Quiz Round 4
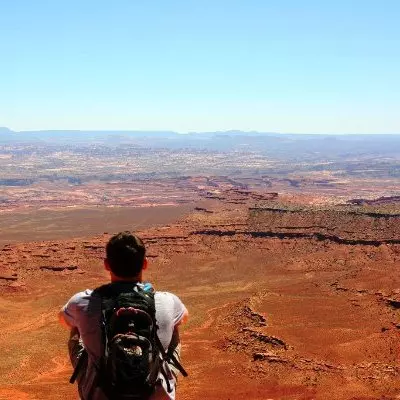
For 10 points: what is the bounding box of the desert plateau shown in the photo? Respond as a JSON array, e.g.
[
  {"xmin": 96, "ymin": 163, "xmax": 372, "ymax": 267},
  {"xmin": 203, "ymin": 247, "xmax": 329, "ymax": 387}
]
[{"xmin": 0, "ymin": 131, "xmax": 399, "ymax": 399}]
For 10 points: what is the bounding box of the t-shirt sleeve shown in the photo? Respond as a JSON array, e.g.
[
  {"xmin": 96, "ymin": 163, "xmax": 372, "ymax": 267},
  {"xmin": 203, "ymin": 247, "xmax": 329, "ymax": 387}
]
[
  {"xmin": 61, "ymin": 291, "xmax": 88, "ymax": 328},
  {"xmin": 170, "ymin": 293, "xmax": 188, "ymax": 325}
]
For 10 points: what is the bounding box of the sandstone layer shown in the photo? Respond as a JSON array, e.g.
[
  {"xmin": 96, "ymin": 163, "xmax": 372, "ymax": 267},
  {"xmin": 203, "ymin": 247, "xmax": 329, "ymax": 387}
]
[{"xmin": 0, "ymin": 191, "xmax": 399, "ymax": 400}]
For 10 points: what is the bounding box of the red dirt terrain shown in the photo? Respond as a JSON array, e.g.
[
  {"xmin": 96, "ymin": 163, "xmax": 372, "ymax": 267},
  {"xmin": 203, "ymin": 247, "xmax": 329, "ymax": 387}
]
[{"xmin": 0, "ymin": 191, "xmax": 399, "ymax": 400}]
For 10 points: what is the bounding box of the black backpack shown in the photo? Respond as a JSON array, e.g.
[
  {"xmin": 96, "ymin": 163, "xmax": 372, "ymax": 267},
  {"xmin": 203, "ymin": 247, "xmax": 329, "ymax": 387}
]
[
  {"xmin": 69, "ymin": 282, "xmax": 187, "ymax": 399},
  {"xmin": 93, "ymin": 282, "xmax": 162, "ymax": 399},
  {"xmin": 94, "ymin": 282, "xmax": 186, "ymax": 399}
]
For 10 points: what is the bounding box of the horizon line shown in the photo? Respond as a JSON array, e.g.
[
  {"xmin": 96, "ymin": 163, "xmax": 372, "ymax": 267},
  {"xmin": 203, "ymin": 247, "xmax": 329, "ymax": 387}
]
[{"xmin": 1, "ymin": 127, "xmax": 399, "ymax": 136}]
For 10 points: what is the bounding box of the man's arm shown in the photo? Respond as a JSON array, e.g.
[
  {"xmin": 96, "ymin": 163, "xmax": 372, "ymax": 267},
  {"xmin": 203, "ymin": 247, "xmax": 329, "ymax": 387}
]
[
  {"xmin": 168, "ymin": 308, "xmax": 189, "ymax": 377},
  {"xmin": 58, "ymin": 291, "xmax": 84, "ymax": 330},
  {"xmin": 58, "ymin": 309, "xmax": 73, "ymax": 329},
  {"xmin": 176, "ymin": 307, "xmax": 189, "ymax": 326}
]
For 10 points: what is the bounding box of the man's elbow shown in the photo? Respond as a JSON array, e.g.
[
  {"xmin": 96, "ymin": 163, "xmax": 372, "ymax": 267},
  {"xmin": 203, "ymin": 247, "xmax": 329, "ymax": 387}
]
[
  {"xmin": 58, "ymin": 310, "xmax": 72, "ymax": 329},
  {"xmin": 179, "ymin": 308, "xmax": 189, "ymax": 326}
]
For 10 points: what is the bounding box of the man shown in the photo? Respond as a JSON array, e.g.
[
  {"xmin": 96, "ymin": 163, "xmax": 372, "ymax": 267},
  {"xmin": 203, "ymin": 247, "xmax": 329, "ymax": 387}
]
[{"xmin": 59, "ymin": 231, "xmax": 188, "ymax": 399}]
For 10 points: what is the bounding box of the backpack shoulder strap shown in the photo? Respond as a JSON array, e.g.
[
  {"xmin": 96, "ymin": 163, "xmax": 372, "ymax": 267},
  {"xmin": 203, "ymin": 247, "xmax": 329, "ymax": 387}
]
[
  {"xmin": 93, "ymin": 282, "xmax": 155, "ymax": 300},
  {"xmin": 155, "ymin": 334, "xmax": 188, "ymax": 377}
]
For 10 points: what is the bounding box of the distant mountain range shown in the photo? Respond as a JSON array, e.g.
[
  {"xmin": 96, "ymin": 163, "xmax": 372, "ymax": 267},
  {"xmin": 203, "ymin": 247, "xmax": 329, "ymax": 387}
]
[{"xmin": 0, "ymin": 128, "xmax": 399, "ymax": 159}]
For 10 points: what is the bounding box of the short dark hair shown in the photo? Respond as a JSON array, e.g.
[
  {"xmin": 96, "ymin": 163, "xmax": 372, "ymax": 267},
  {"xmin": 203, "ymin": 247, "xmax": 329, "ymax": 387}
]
[{"xmin": 105, "ymin": 231, "xmax": 146, "ymax": 278}]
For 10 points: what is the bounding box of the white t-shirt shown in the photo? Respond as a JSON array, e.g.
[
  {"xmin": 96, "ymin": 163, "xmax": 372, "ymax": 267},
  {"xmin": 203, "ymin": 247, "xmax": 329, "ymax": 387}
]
[{"xmin": 62, "ymin": 283, "xmax": 187, "ymax": 400}]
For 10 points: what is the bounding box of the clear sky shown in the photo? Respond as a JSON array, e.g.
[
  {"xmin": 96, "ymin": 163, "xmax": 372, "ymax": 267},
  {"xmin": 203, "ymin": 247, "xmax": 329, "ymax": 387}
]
[{"xmin": 1, "ymin": 0, "xmax": 399, "ymax": 133}]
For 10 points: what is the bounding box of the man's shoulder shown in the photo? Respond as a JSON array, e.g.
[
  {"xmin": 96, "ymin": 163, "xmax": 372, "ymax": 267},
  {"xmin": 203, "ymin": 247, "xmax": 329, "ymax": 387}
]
[
  {"xmin": 154, "ymin": 290, "xmax": 181, "ymax": 302},
  {"xmin": 154, "ymin": 291, "xmax": 187, "ymax": 322},
  {"xmin": 71, "ymin": 288, "xmax": 93, "ymax": 299},
  {"xmin": 64, "ymin": 289, "xmax": 94, "ymax": 307},
  {"xmin": 154, "ymin": 290, "xmax": 186, "ymax": 309},
  {"xmin": 66, "ymin": 286, "xmax": 183, "ymax": 307}
]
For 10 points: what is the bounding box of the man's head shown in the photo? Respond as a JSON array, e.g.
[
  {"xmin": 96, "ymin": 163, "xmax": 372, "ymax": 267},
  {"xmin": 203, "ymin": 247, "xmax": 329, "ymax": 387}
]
[{"xmin": 105, "ymin": 231, "xmax": 147, "ymax": 279}]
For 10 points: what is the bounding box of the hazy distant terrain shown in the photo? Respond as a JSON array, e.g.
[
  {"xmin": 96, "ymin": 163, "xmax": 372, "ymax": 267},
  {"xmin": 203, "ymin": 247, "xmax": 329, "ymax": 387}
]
[
  {"xmin": 0, "ymin": 128, "xmax": 398, "ymax": 213},
  {"xmin": 1, "ymin": 128, "xmax": 399, "ymax": 159},
  {"xmin": 1, "ymin": 128, "xmax": 399, "ymax": 178}
]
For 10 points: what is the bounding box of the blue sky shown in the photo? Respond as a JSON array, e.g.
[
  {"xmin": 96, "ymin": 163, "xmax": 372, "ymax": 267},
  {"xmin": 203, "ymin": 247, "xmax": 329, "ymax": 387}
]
[{"xmin": 1, "ymin": 0, "xmax": 399, "ymax": 133}]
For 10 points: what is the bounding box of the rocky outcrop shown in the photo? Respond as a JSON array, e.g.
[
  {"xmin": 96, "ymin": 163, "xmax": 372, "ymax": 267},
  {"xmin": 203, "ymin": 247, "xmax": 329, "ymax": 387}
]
[
  {"xmin": 194, "ymin": 207, "xmax": 213, "ymax": 213},
  {"xmin": 253, "ymin": 352, "xmax": 289, "ymax": 363},
  {"xmin": 386, "ymin": 299, "xmax": 400, "ymax": 309},
  {"xmin": 348, "ymin": 196, "xmax": 400, "ymax": 206},
  {"xmin": 249, "ymin": 206, "xmax": 400, "ymax": 218},
  {"xmin": 192, "ymin": 229, "xmax": 400, "ymax": 246},
  {"xmin": 242, "ymin": 328, "xmax": 289, "ymax": 349},
  {"xmin": 0, "ymin": 274, "xmax": 17, "ymax": 281},
  {"xmin": 39, "ymin": 266, "xmax": 78, "ymax": 272},
  {"xmin": 83, "ymin": 245, "xmax": 103, "ymax": 250}
]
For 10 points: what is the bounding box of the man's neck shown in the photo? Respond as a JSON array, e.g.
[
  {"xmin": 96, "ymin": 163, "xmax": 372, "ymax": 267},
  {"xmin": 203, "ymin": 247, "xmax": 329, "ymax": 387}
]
[{"xmin": 110, "ymin": 273, "xmax": 142, "ymax": 283}]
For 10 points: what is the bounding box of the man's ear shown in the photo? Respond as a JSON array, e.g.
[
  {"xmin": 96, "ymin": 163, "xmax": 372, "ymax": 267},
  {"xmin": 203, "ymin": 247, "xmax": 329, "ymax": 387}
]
[
  {"xmin": 104, "ymin": 258, "xmax": 111, "ymax": 271},
  {"xmin": 142, "ymin": 258, "xmax": 148, "ymax": 271}
]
